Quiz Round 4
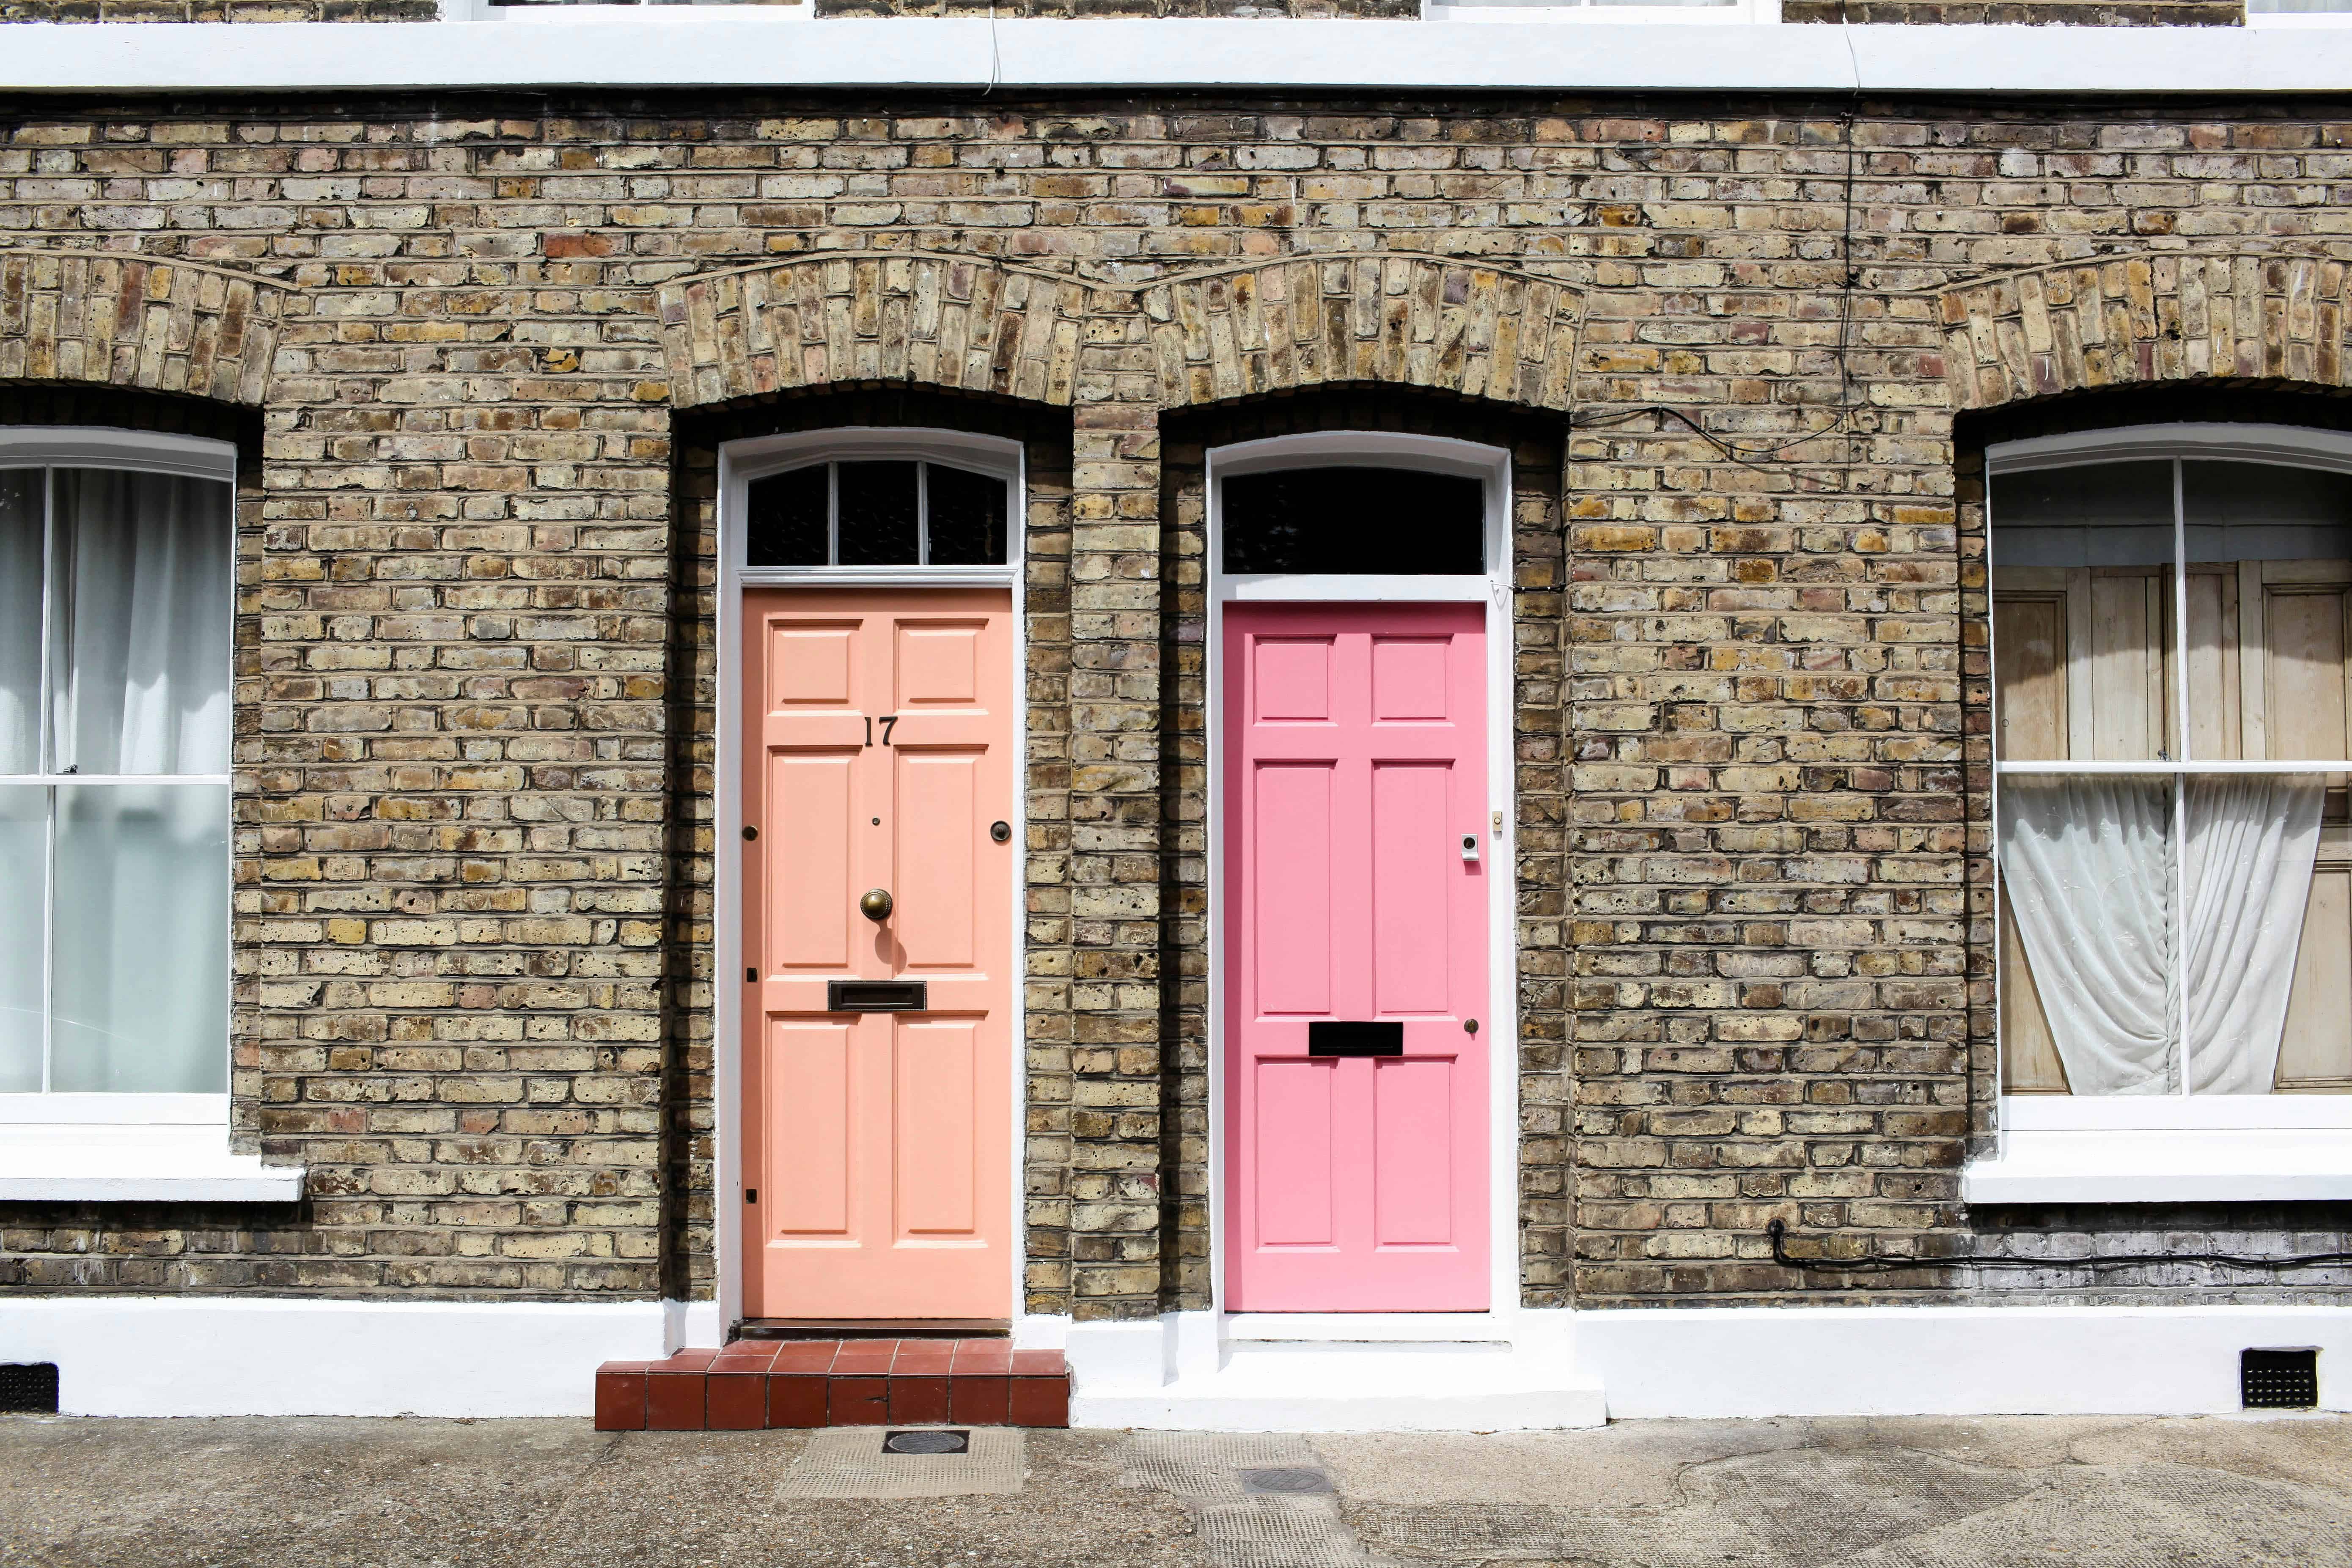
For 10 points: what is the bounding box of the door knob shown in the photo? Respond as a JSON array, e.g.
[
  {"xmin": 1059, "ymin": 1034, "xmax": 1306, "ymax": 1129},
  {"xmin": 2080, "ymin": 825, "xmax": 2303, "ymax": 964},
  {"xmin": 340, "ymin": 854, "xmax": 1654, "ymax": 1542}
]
[{"xmin": 859, "ymin": 887, "xmax": 894, "ymax": 922}]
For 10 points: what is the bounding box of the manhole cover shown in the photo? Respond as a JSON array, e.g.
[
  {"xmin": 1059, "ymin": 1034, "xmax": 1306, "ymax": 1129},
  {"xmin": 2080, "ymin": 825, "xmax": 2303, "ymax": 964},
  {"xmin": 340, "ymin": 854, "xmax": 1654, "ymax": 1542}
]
[
  {"xmin": 1240, "ymin": 1466, "xmax": 1333, "ymax": 1495},
  {"xmin": 883, "ymin": 1429, "xmax": 971, "ymax": 1455}
]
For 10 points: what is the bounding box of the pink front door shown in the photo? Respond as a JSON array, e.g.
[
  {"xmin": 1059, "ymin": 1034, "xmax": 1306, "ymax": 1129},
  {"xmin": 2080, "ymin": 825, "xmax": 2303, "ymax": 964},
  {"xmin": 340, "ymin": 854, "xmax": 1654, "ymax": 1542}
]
[
  {"xmin": 742, "ymin": 588, "xmax": 1015, "ymax": 1321},
  {"xmin": 1224, "ymin": 602, "xmax": 1490, "ymax": 1312}
]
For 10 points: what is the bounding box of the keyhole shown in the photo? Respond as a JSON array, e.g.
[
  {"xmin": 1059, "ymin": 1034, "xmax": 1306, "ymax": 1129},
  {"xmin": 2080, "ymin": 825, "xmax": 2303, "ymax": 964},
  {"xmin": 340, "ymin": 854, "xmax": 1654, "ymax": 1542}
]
[
  {"xmin": 872, "ymin": 817, "xmax": 881, "ymax": 826},
  {"xmin": 1464, "ymin": 1018, "xmax": 1479, "ymax": 1035}
]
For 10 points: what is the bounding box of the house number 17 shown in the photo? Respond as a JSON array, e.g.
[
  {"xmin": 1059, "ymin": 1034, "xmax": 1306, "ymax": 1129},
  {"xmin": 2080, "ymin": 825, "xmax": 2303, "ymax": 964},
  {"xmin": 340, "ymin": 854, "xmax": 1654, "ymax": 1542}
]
[{"xmin": 863, "ymin": 716, "xmax": 899, "ymax": 747}]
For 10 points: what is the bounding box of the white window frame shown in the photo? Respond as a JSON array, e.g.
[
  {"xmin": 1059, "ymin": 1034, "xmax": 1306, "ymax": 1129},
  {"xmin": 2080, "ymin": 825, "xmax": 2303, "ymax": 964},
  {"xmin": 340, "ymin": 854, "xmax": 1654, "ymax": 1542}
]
[
  {"xmin": 1203, "ymin": 430, "xmax": 1523, "ymax": 1340},
  {"xmin": 711, "ymin": 426, "xmax": 1027, "ymax": 1336},
  {"xmin": 1968, "ymin": 421, "xmax": 2352, "ymax": 1204},
  {"xmin": 0, "ymin": 427, "xmax": 297, "ymax": 1202},
  {"xmin": 1423, "ymin": 0, "xmax": 1779, "ymax": 22},
  {"xmin": 438, "ymin": 0, "xmax": 811, "ymax": 21}
]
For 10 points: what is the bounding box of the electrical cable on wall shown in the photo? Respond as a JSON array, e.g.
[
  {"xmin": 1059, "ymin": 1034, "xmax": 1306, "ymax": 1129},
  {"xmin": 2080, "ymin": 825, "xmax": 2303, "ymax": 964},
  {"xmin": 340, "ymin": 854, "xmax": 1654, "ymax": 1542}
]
[
  {"xmin": 1577, "ymin": 54, "xmax": 1868, "ymax": 469},
  {"xmin": 1769, "ymin": 1219, "xmax": 2352, "ymax": 1276}
]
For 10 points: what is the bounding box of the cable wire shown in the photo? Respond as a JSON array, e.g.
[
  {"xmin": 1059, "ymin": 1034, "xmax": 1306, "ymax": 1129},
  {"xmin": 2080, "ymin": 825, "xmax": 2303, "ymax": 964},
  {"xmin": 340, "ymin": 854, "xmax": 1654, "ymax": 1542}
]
[{"xmin": 1769, "ymin": 1218, "xmax": 2352, "ymax": 1276}]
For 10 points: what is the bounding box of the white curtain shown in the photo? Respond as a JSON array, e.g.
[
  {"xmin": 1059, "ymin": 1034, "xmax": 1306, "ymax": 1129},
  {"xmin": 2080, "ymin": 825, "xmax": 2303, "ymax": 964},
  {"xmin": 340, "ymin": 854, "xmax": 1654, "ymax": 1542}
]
[
  {"xmin": 1999, "ymin": 776, "xmax": 2177, "ymax": 1095},
  {"xmin": 49, "ymin": 468, "xmax": 231, "ymax": 776},
  {"xmin": 0, "ymin": 470, "xmax": 40, "ymax": 774},
  {"xmin": 2185, "ymin": 774, "xmax": 2326, "ymax": 1095}
]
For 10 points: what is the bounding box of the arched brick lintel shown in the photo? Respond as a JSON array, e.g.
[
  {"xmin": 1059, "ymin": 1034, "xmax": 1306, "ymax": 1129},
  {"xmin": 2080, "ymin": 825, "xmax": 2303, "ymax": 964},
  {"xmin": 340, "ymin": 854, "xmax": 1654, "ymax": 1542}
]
[
  {"xmin": 0, "ymin": 249, "xmax": 292, "ymax": 409},
  {"xmin": 657, "ymin": 251, "xmax": 1089, "ymax": 411},
  {"xmin": 1939, "ymin": 250, "xmax": 2350, "ymax": 412},
  {"xmin": 1143, "ymin": 254, "xmax": 1585, "ymax": 413}
]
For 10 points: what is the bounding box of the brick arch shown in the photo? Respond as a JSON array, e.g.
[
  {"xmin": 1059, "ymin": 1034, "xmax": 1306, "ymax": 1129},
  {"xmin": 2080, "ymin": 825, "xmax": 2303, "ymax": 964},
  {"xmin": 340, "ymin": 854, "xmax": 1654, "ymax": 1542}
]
[
  {"xmin": 0, "ymin": 249, "xmax": 293, "ymax": 406},
  {"xmin": 1140, "ymin": 254, "xmax": 1584, "ymax": 412},
  {"xmin": 656, "ymin": 251, "xmax": 1089, "ymax": 410},
  {"xmin": 1939, "ymin": 250, "xmax": 2350, "ymax": 412}
]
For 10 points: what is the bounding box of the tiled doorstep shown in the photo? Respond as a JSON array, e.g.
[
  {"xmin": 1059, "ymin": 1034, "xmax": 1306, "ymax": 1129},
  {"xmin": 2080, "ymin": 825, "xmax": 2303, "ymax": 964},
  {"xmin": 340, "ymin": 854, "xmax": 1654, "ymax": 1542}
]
[{"xmin": 594, "ymin": 1339, "xmax": 1069, "ymax": 1432}]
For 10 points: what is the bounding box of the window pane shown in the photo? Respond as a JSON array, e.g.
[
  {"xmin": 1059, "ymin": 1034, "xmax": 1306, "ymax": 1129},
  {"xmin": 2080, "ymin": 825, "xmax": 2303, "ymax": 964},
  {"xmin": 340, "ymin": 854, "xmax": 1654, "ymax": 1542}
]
[
  {"xmin": 0, "ymin": 470, "xmax": 39, "ymax": 775},
  {"xmin": 2175, "ymin": 464, "xmax": 2352, "ymax": 765},
  {"xmin": 1990, "ymin": 461, "xmax": 2175, "ymax": 566},
  {"xmin": 2187, "ymin": 773, "xmax": 2342, "ymax": 1095},
  {"xmin": 1992, "ymin": 462, "xmax": 2175, "ymax": 763},
  {"xmin": 746, "ymin": 465, "xmax": 830, "ymax": 567},
  {"xmin": 835, "ymin": 462, "xmax": 920, "ymax": 566},
  {"xmin": 1222, "ymin": 467, "xmax": 1484, "ymax": 575},
  {"xmin": 926, "ymin": 464, "xmax": 1008, "ymax": 566},
  {"xmin": 49, "ymin": 469, "xmax": 232, "ymax": 777},
  {"xmin": 0, "ymin": 784, "xmax": 41, "ymax": 1093},
  {"xmin": 2184, "ymin": 462, "xmax": 2352, "ymax": 563},
  {"xmin": 1998, "ymin": 775, "xmax": 2177, "ymax": 1096},
  {"xmin": 50, "ymin": 783, "xmax": 227, "ymax": 1093}
]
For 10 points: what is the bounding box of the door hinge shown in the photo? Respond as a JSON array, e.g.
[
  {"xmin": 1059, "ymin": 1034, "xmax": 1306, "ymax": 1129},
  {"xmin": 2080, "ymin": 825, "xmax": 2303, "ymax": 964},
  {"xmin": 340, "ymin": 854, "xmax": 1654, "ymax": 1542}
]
[
  {"xmin": 745, "ymin": 1189, "xmax": 757, "ymax": 1205},
  {"xmin": 746, "ymin": 967, "xmax": 758, "ymax": 983}
]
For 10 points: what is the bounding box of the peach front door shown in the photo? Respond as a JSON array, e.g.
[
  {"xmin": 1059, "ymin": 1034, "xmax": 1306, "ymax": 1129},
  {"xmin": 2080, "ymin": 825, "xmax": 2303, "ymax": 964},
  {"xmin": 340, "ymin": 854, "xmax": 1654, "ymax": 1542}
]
[
  {"xmin": 741, "ymin": 588, "xmax": 1015, "ymax": 1320},
  {"xmin": 1223, "ymin": 601, "xmax": 1490, "ymax": 1311}
]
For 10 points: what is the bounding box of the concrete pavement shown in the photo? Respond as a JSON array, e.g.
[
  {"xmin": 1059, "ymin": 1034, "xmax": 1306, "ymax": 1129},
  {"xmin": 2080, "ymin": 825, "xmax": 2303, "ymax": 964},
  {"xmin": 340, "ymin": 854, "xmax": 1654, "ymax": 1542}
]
[{"xmin": 3, "ymin": 1411, "xmax": 2349, "ymax": 1566}]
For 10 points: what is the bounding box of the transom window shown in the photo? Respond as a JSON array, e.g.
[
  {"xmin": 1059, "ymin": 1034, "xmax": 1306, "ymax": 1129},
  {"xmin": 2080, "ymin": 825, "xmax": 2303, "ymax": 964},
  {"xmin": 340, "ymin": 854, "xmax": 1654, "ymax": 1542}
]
[
  {"xmin": 1991, "ymin": 427, "xmax": 2352, "ymax": 1099},
  {"xmin": 747, "ymin": 459, "xmax": 1009, "ymax": 569},
  {"xmin": 1220, "ymin": 466, "xmax": 1485, "ymax": 576},
  {"xmin": 0, "ymin": 437, "xmax": 232, "ymax": 1098}
]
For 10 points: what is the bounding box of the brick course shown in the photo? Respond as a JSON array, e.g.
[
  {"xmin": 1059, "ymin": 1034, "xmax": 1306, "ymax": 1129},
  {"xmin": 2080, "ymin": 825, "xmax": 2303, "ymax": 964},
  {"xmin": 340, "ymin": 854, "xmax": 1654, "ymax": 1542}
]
[{"xmin": 2, "ymin": 94, "xmax": 2351, "ymax": 1316}]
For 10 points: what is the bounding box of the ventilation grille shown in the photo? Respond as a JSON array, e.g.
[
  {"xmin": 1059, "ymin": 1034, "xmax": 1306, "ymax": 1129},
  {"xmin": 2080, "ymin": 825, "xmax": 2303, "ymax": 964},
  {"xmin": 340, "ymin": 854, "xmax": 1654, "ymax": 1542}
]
[
  {"xmin": 0, "ymin": 1364, "xmax": 59, "ymax": 1415},
  {"xmin": 2242, "ymin": 1348, "xmax": 2319, "ymax": 1410}
]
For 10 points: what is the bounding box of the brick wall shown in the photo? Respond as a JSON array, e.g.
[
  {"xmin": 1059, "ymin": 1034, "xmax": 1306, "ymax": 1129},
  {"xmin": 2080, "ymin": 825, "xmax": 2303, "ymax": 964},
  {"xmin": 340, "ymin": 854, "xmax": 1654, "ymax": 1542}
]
[{"xmin": 2, "ymin": 95, "xmax": 2351, "ymax": 1315}]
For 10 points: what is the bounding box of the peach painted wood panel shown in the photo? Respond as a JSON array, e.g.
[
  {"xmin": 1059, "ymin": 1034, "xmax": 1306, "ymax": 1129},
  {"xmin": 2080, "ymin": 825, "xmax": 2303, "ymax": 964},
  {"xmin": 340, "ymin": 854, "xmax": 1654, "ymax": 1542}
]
[
  {"xmin": 742, "ymin": 588, "xmax": 1014, "ymax": 1320},
  {"xmin": 1223, "ymin": 602, "xmax": 1489, "ymax": 1311}
]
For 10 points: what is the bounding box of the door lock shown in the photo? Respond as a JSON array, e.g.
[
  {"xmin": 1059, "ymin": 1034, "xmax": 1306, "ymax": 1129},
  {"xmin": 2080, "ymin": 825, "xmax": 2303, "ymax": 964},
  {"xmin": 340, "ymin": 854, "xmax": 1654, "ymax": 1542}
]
[
  {"xmin": 859, "ymin": 887, "xmax": 894, "ymax": 922},
  {"xmin": 1460, "ymin": 833, "xmax": 1480, "ymax": 864},
  {"xmin": 990, "ymin": 820, "xmax": 1011, "ymax": 843}
]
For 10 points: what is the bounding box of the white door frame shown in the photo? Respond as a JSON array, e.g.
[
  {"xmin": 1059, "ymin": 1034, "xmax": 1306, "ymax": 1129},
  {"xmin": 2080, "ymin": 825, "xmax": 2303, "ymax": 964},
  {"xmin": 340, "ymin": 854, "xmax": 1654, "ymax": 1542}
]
[
  {"xmin": 1204, "ymin": 430, "xmax": 1522, "ymax": 1338},
  {"xmin": 713, "ymin": 427, "xmax": 1029, "ymax": 1335}
]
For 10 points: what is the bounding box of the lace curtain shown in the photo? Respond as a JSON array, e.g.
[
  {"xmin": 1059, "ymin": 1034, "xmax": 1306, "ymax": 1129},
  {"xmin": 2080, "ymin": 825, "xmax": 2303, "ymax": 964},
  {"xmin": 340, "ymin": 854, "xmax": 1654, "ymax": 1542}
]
[{"xmin": 2000, "ymin": 774, "xmax": 2326, "ymax": 1096}]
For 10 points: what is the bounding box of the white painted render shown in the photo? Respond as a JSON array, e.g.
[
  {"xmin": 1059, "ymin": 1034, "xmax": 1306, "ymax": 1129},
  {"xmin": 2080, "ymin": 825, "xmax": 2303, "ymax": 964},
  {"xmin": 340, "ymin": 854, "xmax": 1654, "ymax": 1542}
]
[
  {"xmin": 1578, "ymin": 1304, "xmax": 2352, "ymax": 1418},
  {"xmin": 5, "ymin": 1297, "xmax": 2345, "ymax": 1421},
  {"xmin": 1055, "ymin": 1304, "xmax": 2352, "ymax": 1428},
  {"xmin": 0, "ymin": 1297, "xmax": 678, "ymax": 1416},
  {"xmin": 3, "ymin": 19, "xmax": 2352, "ymax": 95}
]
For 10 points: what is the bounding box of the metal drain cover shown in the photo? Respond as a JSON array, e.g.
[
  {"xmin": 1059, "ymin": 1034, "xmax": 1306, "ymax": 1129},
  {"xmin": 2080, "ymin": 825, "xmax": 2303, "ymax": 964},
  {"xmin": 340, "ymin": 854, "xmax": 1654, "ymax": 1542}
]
[
  {"xmin": 883, "ymin": 1429, "xmax": 971, "ymax": 1455},
  {"xmin": 1239, "ymin": 1466, "xmax": 1333, "ymax": 1495}
]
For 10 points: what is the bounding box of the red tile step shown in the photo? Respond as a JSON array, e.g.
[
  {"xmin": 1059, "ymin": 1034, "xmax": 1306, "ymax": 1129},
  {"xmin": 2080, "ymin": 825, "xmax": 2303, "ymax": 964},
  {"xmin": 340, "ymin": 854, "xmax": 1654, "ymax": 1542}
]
[{"xmin": 593, "ymin": 1339, "xmax": 1069, "ymax": 1432}]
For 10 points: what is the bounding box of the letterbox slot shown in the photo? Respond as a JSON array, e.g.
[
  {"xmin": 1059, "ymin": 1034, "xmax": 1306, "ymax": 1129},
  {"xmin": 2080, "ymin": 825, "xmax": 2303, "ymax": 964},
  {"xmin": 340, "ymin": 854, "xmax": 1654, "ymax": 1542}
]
[
  {"xmin": 828, "ymin": 980, "xmax": 929, "ymax": 1013},
  {"xmin": 1307, "ymin": 1021, "xmax": 1404, "ymax": 1057}
]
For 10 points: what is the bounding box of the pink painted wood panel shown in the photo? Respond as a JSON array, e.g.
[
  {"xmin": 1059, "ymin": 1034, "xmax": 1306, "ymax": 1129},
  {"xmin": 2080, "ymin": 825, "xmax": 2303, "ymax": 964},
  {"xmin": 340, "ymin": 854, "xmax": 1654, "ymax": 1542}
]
[
  {"xmin": 742, "ymin": 588, "xmax": 1014, "ymax": 1321},
  {"xmin": 1225, "ymin": 602, "xmax": 1489, "ymax": 1312}
]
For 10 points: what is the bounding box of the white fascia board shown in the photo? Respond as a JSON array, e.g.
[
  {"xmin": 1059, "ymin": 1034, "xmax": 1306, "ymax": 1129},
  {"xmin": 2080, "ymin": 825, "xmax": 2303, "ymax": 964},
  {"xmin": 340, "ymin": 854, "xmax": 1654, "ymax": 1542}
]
[
  {"xmin": 0, "ymin": 1124, "xmax": 305, "ymax": 1203},
  {"xmin": 5, "ymin": 19, "xmax": 2352, "ymax": 96},
  {"xmin": 1964, "ymin": 1129, "xmax": 2352, "ymax": 1205}
]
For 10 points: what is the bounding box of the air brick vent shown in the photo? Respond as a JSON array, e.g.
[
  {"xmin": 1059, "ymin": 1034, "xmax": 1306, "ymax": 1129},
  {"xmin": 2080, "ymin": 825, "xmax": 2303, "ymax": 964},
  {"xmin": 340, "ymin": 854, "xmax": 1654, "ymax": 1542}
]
[
  {"xmin": 0, "ymin": 1364, "xmax": 59, "ymax": 1415},
  {"xmin": 2242, "ymin": 1348, "xmax": 2319, "ymax": 1410}
]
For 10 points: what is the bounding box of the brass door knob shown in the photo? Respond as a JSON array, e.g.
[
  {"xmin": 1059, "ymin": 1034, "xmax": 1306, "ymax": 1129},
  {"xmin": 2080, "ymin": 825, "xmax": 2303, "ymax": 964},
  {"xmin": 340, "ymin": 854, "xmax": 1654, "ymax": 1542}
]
[{"xmin": 859, "ymin": 887, "xmax": 894, "ymax": 922}]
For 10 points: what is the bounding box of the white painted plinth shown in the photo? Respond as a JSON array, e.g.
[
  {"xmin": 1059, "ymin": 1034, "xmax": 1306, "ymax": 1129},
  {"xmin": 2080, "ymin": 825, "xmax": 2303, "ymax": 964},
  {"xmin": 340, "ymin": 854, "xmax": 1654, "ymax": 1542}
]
[{"xmin": 0, "ymin": 1297, "xmax": 685, "ymax": 1417}]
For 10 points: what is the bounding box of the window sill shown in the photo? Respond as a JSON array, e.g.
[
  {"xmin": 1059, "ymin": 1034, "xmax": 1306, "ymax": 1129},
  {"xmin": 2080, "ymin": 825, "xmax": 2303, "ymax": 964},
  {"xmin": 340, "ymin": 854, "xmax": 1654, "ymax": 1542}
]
[
  {"xmin": 0, "ymin": 1124, "xmax": 305, "ymax": 1203},
  {"xmin": 1965, "ymin": 1109, "xmax": 2352, "ymax": 1204}
]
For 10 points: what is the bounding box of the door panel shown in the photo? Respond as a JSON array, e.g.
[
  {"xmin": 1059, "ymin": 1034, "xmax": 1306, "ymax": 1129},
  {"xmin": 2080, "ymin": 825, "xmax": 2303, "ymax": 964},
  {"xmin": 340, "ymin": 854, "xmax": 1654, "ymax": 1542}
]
[
  {"xmin": 1225, "ymin": 601, "xmax": 1489, "ymax": 1312},
  {"xmin": 743, "ymin": 588, "xmax": 1014, "ymax": 1320}
]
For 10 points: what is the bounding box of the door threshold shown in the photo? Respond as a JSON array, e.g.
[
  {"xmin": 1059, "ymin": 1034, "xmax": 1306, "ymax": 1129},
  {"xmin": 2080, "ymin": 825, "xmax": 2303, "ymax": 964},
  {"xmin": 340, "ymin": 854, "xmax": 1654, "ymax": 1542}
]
[
  {"xmin": 1223, "ymin": 1311, "xmax": 1509, "ymax": 1343},
  {"xmin": 735, "ymin": 1318, "xmax": 1012, "ymax": 1341}
]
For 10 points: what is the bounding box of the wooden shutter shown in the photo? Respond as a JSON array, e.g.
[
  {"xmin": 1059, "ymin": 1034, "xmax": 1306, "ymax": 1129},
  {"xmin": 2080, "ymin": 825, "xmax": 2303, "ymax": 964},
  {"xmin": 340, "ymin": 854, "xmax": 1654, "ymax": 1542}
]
[{"xmin": 2251, "ymin": 560, "xmax": 2352, "ymax": 1089}]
